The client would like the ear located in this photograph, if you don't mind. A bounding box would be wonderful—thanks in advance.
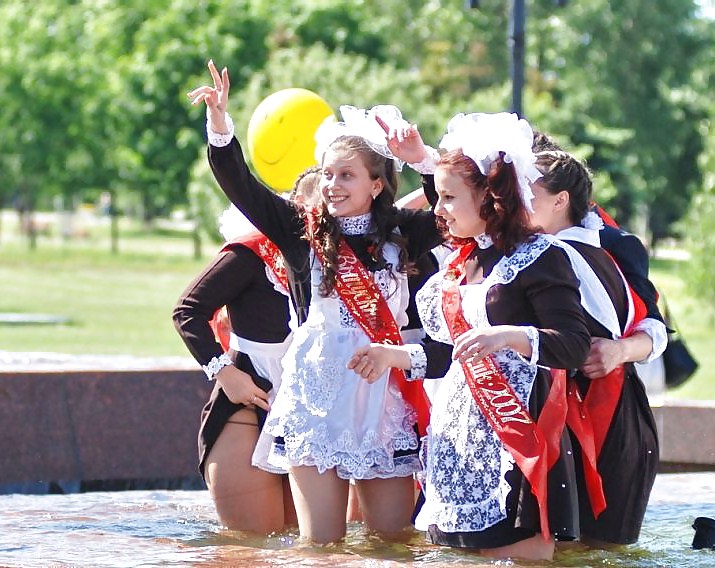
[372,179,384,199]
[553,190,570,213]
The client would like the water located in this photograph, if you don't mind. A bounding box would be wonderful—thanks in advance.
[0,473,712,568]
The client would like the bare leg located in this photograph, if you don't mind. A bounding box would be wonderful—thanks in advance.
[288,466,349,544]
[355,476,415,538]
[282,476,298,527]
[204,408,285,533]
[480,534,555,561]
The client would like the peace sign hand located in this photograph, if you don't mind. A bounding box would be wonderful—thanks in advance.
[187,59,231,134]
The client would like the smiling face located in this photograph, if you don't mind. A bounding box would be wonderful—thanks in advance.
[320,146,383,217]
[434,165,486,239]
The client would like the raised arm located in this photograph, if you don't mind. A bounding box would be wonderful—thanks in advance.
[395,187,428,210]
[188,61,305,256]
[393,206,443,261]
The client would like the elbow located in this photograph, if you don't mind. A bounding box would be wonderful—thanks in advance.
[171,301,189,332]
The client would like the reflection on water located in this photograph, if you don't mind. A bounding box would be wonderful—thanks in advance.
[1,473,713,567]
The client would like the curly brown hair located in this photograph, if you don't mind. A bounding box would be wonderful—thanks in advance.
[306,135,410,297]
[438,149,536,256]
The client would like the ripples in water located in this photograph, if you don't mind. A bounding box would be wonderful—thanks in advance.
[0,472,713,567]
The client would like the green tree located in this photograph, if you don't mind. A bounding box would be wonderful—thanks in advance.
[108,0,271,223]
[683,13,715,312]
[0,1,107,247]
[529,0,707,240]
[686,142,715,316]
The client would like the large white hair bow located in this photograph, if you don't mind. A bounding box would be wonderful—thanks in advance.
[218,204,259,241]
[439,112,542,212]
[314,104,406,172]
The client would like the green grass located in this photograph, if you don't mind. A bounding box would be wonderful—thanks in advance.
[1,215,210,358]
[2,212,713,401]
[649,257,715,400]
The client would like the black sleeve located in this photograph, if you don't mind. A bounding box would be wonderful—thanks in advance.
[421,173,438,208]
[423,338,454,379]
[393,206,444,261]
[600,225,664,323]
[207,139,307,268]
[520,247,592,369]
[172,247,283,367]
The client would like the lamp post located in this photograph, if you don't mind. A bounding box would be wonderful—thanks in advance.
[509,0,526,117]
[467,1,568,118]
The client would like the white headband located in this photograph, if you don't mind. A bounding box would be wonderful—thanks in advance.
[314,104,405,172]
[439,112,542,212]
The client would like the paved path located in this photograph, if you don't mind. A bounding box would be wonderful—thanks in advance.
[0,313,71,325]
[0,351,198,372]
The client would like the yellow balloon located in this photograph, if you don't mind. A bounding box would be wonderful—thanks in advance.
[247,88,334,192]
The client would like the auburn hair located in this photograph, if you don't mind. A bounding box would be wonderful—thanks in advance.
[438,149,536,255]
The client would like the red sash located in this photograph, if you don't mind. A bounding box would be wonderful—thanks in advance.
[442,241,553,541]
[209,233,289,351]
[593,203,619,229]
[232,232,289,292]
[565,245,649,518]
[307,212,430,436]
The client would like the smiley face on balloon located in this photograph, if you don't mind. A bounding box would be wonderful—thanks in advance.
[247,88,335,192]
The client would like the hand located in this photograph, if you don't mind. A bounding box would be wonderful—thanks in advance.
[186,59,230,134]
[347,343,409,384]
[582,337,624,378]
[452,326,526,364]
[215,364,270,411]
[375,115,429,165]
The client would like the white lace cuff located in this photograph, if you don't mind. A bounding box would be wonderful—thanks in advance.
[633,317,668,363]
[405,344,427,380]
[517,326,540,366]
[408,146,440,175]
[206,112,235,147]
[202,353,233,381]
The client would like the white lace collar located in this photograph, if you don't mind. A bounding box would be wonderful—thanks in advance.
[475,233,493,249]
[337,213,373,235]
[554,225,601,248]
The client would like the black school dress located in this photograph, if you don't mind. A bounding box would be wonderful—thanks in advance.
[173,243,291,478]
[565,238,659,544]
[414,238,591,548]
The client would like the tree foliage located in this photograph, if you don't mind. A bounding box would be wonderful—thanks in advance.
[529,0,708,239]
[0,0,711,257]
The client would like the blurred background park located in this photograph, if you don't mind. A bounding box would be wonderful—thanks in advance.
[0,0,713,400]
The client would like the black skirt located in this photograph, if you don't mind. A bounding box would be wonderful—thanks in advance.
[571,366,659,544]
[197,351,273,479]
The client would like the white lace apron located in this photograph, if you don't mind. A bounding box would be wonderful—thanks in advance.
[413,235,553,533]
[252,241,420,480]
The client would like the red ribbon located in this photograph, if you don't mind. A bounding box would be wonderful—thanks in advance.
[593,203,619,229]
[235,233,289,292]
[441,241,552,541]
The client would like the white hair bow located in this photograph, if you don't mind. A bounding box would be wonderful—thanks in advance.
[314,104,406,172]
[439,112,542,212]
